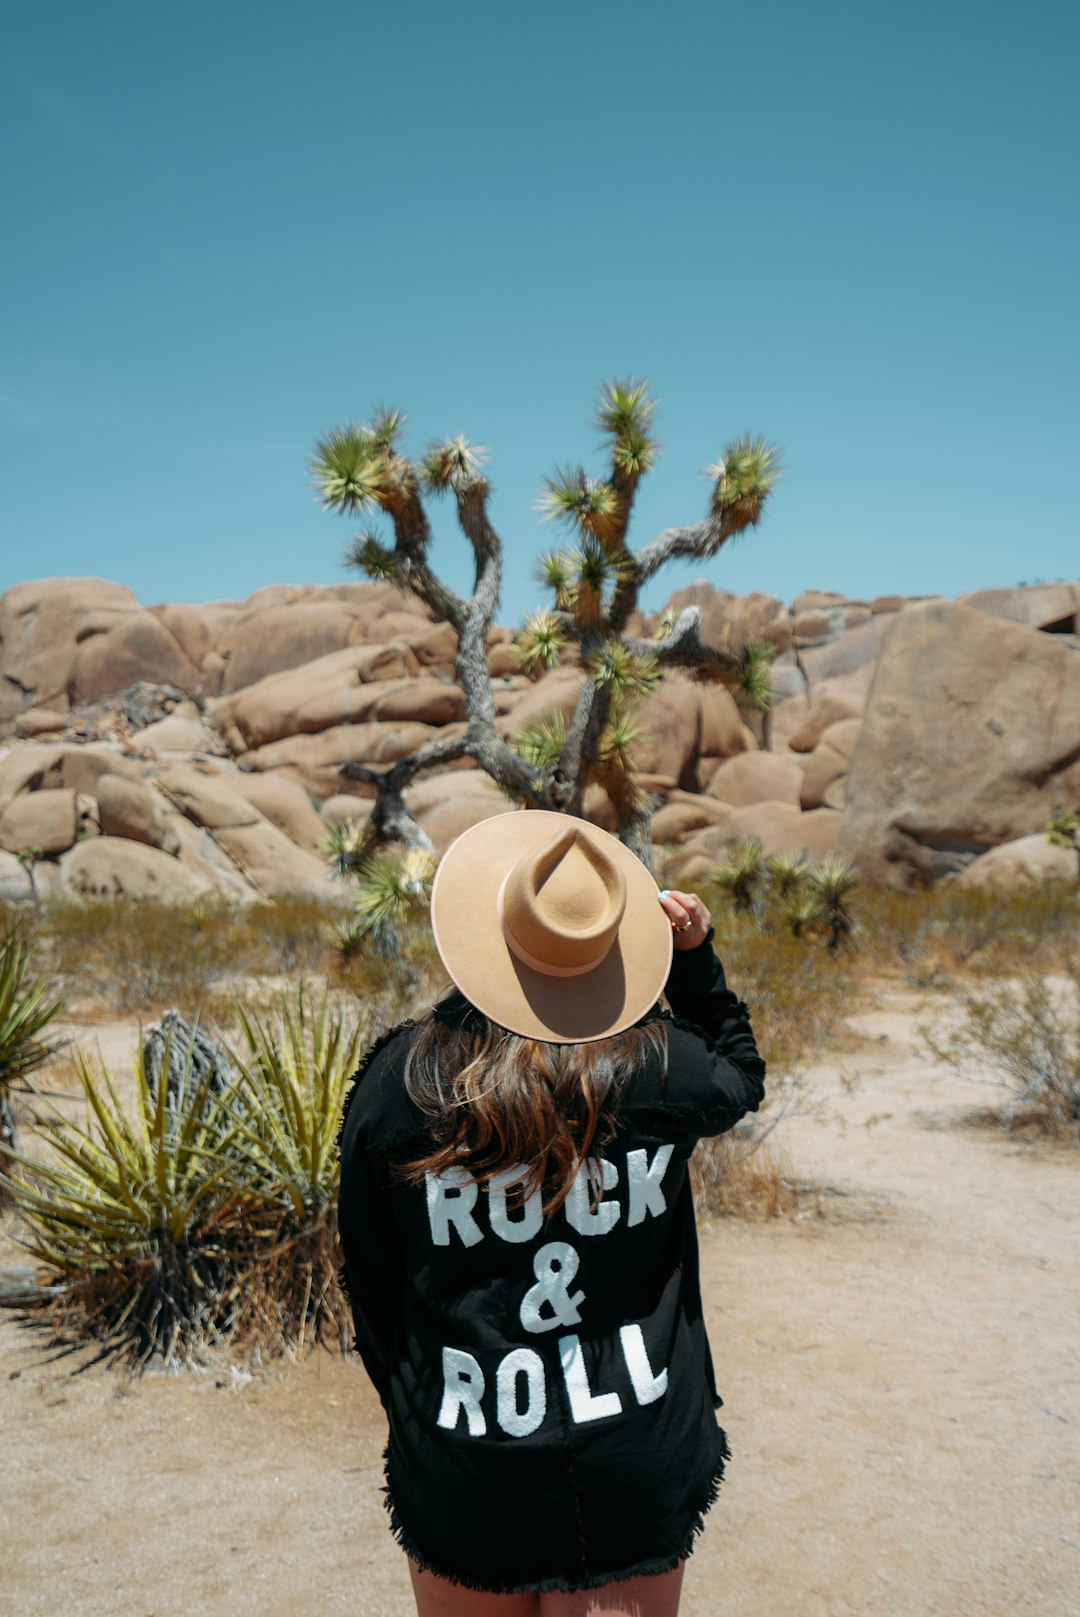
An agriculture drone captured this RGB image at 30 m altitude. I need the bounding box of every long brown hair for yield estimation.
[395,991,668,1220]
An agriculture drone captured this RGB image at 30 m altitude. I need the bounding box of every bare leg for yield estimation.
[540,1563,685,1617]
[408,1556,541,1617]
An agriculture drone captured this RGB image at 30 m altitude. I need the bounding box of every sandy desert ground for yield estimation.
[1,984,1077,1617]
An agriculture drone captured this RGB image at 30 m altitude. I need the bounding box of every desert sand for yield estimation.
[2,984,1077,1617]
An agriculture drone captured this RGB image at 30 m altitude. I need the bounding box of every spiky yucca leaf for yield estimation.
[593,377,655,440]
[229,990,366,1223]
[310,424,392,514]
[597,704,640,778]
[0,933,66,1095]
[0,1031,269,1367]
[538,467,621,545]
[785,888,828,939]
[612,424,657,480]
[651,607,678,642]
[511,713,569,771]
[537,549,575,609]
[707,436,783,533]
[344,530,400,583]
[585,638,660,699]
[321,821,372,884]
[515,611,567,675]
[367,405,408,452]
[804,855,860,950]
[733,637,776,712]
[421,434,487,494]
[351,850,436,952]
[713,839,768,913]
[765,850,810,901]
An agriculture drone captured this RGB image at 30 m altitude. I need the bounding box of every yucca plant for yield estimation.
[713,840,769,919]
[226,990,368,1354]
[0,1027,270,1369]
[0,930,66,1192]
[804,855,860,952]
[349,848,438,955]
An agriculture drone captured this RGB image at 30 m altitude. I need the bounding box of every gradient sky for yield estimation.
[2,0,1076,627]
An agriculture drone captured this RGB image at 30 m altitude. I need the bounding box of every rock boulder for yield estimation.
[836,601,1080,886]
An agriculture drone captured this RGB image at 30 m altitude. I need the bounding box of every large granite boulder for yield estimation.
[96,773,179,853]
[947,834,1078,891]
[156,765,333,898]
[225,772,327,853]
[705,752,804,808]
[60,838,214,903]
[800,719,862,810]
[0,789,78,855]
[836,601,1080,886]
[240,721,436,799]
[212,643,415,750]
[0,579,147,722]
[656,585,792,658]
[956,583,1079,634]
[786,690,867,753]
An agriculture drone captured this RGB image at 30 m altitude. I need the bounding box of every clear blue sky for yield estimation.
[2,0,1076,625]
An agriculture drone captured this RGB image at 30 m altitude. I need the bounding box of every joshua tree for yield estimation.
[311,380,781,865]
[16,846,44,915]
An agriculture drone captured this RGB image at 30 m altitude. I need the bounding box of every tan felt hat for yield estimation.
[429,810,673,1044]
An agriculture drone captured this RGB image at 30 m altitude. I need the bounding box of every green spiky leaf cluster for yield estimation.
[514,610,567,675]
[594,378,658,484]
[707,436,783,533]
[310,423,394,515]
[0,932,66,1098]
[0,995,371,1367]
[732,637,777,713]
[1048,811,1079,850]
[421,434,487,494]
[511,713,568,771]
[709,844,860,949]
[321,819,373,885]
[538,467,621,546]
[344,530,401,583]
[585,638,660,700]
[349,850,438,954]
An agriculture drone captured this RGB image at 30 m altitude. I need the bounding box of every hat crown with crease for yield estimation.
[500,827,627,973]
[429,810,672,1044]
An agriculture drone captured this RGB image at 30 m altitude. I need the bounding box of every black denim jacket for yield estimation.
[336,935,766,1594]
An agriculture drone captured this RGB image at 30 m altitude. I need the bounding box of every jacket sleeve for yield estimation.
[661,928,767,1139]
[336,1035,409,1413]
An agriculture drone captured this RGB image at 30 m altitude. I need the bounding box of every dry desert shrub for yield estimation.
[845,882,1080,986]
[918,963,1080,1139]
[691,1129,804,1220]
[4,895,349,1017]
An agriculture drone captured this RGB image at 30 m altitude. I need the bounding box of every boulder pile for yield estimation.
[0,576,1077,903]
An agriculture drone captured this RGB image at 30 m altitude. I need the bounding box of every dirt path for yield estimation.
[2,986,1077,1617]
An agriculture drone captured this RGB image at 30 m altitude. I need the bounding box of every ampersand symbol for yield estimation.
[519,1241,586,1335]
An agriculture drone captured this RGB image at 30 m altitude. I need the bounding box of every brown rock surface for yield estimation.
[799,613,898,686]
[0,578,142,721]
[242,722,436,799]
[956,583,1079,634]
[651,796,735,843]
[786,690,867,752]
[218,597,396,693]
[0,745,65,813]
[800,718,863,810]
[71,613,200,706]
[96,774,179,854]
[836,601,1080,886]
[705,751,804,808]
[133,703,224,756]
[13,709,67,738]
[213,644,415,750]
[60,837,213,902]
[225,773,327,853]
[948,834,1078,891]
[0,788,78,855]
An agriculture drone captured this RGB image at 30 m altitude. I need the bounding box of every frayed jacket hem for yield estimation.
[379,1429,731,1596]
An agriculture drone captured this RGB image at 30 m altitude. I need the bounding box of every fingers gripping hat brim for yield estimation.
[429,811,673,1043]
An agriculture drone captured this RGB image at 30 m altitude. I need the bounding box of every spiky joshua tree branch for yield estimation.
[311,382,781,865]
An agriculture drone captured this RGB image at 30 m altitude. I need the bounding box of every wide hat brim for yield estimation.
[429,810,673,1043]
